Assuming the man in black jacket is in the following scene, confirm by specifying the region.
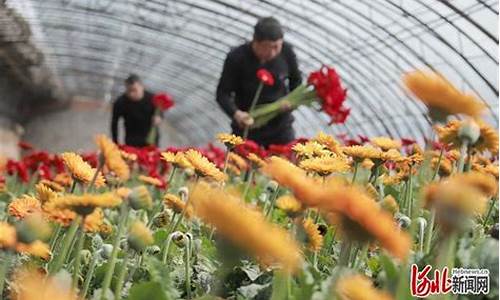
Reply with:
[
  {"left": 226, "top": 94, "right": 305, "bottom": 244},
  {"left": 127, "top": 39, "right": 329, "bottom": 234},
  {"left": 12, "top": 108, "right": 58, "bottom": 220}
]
[
  {"left": 111, "top": 74, "right": 161, "bottom": 147},
  {"left": 216, "top": 17, "right": 302, "bottom": 148}
]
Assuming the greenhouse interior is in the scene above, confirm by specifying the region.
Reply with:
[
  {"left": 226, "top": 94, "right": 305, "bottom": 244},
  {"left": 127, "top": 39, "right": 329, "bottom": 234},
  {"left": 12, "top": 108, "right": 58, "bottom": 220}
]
[{"left": 0, "top": 0, "right": 498, "bottom": 299}]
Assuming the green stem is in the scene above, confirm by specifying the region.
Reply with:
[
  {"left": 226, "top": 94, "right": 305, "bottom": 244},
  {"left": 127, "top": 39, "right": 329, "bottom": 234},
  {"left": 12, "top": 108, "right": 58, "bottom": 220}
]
[
  {"left": 338, "top": 240, "right": 352, "bottom": 267},
  {"left": 70, "top": 180, "right": 78, "bottom": 194},
  {"left": 483, "top": 198, "right": 495, "bottom": 227},
  {"left": 424, "top": 209, "right": 436, "bottom": 254},
  {"left": 50, "top": 216, "right": 81, "bottom": 274},
  {"left": 167, "top": 166, "right": 177, "bottom": 187},
  {"left": 407, "top": 166, "right": 413, "bottom": 218},
  {"left": 114, "top": 248, "right": 130, "bottom": 300},
  {"left": 243, "top": 83, "right": 264, "bottom": 139},
  {"left": 82, "top": 249, "right": 99, "bottom": 299},
  {"left": 464, "top": 145, "right": 473, "bottom": 172},
  {"left": 161, "top": 233, "right": 175, "bottom": 264},
  {"left": 242, "top": 168, "right": 254, "bottom": 201},
  {"left": 72, "top": 220, "right": 86, "bottom": 290},
  {"left": 0, "top": 252, "right": 12, "bottom": 300},
  {"left": 265, "top": 187, "right": 281, "bottom": 220},
  {"left": 185, "top": 236, "right": 192, "bottom": 300},
  {"left": 222, "top": 150, "right": 231, "bottom": 177},
  {"left": 351, "top": 161, "right": 359, "bottom": 184},
  {"left": 457, "top": 140, "right": 469, "bottom": 173},
  {"left": 49, "top": 223, "right": 62, "bottom": 252},
  {"left": 431, "top": 147, "right": 445, "bottom": 181},
  {"left": 101, "top": 203, "right": 129, "bottom": 300},
  {"left": 87, "top": 155, "right": 104, "bottom": 192}
]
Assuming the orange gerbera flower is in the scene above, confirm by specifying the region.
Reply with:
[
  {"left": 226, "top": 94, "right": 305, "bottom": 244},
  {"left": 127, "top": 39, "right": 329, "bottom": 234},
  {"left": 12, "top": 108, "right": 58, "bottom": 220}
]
[
  {"left": 8, "top": 196, "right": 42, "bottom": 219},
  {"left": 95, "top": 134, "right": 130, "bottom": 181}
]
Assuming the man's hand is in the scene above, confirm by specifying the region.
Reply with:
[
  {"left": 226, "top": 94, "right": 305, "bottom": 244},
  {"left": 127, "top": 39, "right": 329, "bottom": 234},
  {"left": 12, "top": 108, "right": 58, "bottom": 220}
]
[
  {"left": 279, "top": 100, "right": 292, "bottom": 112},
  {"left": 153, "top": 115, "right": 162, "bottom": 126},
  {"left": 233, "top": 110, "right": 254, "bottom": 129}
]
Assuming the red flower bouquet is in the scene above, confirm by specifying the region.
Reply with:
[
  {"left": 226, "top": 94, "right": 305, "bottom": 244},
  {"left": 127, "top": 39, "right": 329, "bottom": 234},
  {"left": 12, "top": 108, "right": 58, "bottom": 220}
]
[
  {"left": 146, "top": 92, "right": 175, "bottom": 145},
  {"left": 249, "top": 65, "right": 350, "bottom": 128}
]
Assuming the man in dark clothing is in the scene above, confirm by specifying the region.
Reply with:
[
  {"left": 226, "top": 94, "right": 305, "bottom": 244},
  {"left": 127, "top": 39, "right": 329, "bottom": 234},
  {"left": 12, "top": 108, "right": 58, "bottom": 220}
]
[
  {"left": 216, "top": 17, "right": 302, "bottom": 148},
  {"left": 111, "top": 74, "right": 161, "bottom": 147}
]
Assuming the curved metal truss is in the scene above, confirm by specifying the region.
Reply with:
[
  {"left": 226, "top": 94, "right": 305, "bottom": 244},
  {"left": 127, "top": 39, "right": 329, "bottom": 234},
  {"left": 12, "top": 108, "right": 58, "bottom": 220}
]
[{"left": 4, "top": 0, "right": 499, "bottom": 145}]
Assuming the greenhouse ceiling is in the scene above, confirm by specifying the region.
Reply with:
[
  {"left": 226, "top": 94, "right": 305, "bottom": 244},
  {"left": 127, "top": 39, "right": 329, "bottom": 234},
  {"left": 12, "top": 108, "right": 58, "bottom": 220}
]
[{"left": 3, "top": 0, "right": 499, "bottom": 145}]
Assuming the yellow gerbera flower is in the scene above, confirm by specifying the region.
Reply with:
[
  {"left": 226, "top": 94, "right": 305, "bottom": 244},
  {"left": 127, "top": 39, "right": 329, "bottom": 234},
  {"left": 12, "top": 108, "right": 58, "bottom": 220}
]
[
  {"left": 83, "top": 208, "right": 104, "bottom": 233},
  {"left": 228, "top": 152, "right": 248, "bottom": 171},
  {"left": 247, "top": 153, "right": 266, "bottom": 168},
  {"left": 313, "top": 131, "right": 344, "bottom": 156},
  {"left": 53, "top": 172, "right": 74, "bottom": 187},
  {"left": 302, "top": 218, "right": 323, "bottom": 252},
  {"left": 342, "top": 145, "right": 383, "bottom": 161},
  {"left": 403, "top": 70, "right": 485, "bottom": 118},
  {"left": 190, "top": 181, "right": 302, "bottom": 273},
  {"left": 424, "top": 181, "right": 487, "bottom": 231},
  {"left": 263, "top": 157, "right": 410, "bottom": 259},
  {"left": 127, "top": 221, "right": 154, "bottom": 252},
  {"left": 292, "top": 141, "right": 331, "bottom": 158},
  {"left": 0, "top": 222, "right": 17, "bottom": 249},
  {"left": 380, "top": 149, "right": 405, "bottom": 162},
  {"left": 473, "top": 163, "right": 499, "bottom": 180},
  {"left": 371, "top": 137, "right": 402, "bottom": 150},
  {"left": 437, "top": 120, "right": 499, "bottom": 154},
  {"left": 299, "top": 156, "right": 350, "bottom": 175},
  {"left": 11, "top": 269, "right": 80, "bottom": 300},
  {"left": 48, "top": 193, "right": 122, "bottom": 216},
  {"left": 381, "top": 195, "right": 399, "bottom": 215},
  {"left": 161, "top": 151, "right": 193, "bottom": 170},
  {"left": 95, "top": 134, "right": 130, "bottom": 182},
  {"left": 138, "top": 175, "right": 163, "bottom": 187},
  {"left": 164, "top": 193, "right": 193, "bottom": 217},
  {"left": 8, "top": 195, "right": 42, "bottom": 220},
  {"left": 60, "top": 152, "right": 105, "bottom": 187},
  {"left": 448, "top": 171, "right": 498, "bottom": 198},
  {"left": 35, "top": 183, "right": 57, "bottom": 203},
  {"left": 431, "top": 156, "right": 453, "bottom": 177},
  {"left": 16, "top": 240, "right": 51, "bottom": 260},
  {"left": 120, "top": 150, "right": 137, "bottom": 161},
  {"left": 185, "top": 149, "right": 227, "bottom": 182},
  {"left": 336, "top": 274, "right": 394, "bottom": 300},
  {"left": 217, "top": 133, "right": 244, "bottom": 147},
  {"left": 276, "top": 195, "right": 303, "bottom": 217},
  {"left": 39, "top": 179, "right": 65, "bottom": 192}
]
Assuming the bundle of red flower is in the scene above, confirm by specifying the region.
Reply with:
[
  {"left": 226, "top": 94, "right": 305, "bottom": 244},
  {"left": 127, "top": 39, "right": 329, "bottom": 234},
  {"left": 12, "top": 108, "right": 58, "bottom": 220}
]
[
  {"left": 249, "top": 65, "right": 350, "bottom": 128},
  {"left": 307, "top": 66, "right": 350, "bottom": 124},
  {"left": 146, "top": 92, "right": 175, "bottom": 145}
]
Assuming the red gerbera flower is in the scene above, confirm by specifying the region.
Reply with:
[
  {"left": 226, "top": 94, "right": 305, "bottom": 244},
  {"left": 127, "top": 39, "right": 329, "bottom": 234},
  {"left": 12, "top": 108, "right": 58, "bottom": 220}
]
[
  {"left": 152, "top": 93, "right": 175, "bottom": 111},
  {"left": 256, "top": 69, "right": 275, "bottom": 86}
]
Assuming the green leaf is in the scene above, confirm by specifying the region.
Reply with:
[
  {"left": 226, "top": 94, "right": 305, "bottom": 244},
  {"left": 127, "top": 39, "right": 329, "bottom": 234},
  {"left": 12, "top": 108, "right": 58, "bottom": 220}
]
[
  {"left": 153, "top": 229, "right": 168, "bottom": 245},
  {"left": 126, "top": 281, "right": 169, "bottom": 300}
]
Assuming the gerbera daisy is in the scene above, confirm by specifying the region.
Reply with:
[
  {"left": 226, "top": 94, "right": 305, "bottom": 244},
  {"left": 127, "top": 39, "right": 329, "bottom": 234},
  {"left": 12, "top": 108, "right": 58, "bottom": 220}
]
[
  {"left": 276, "top": 195, "right": 303, "bottom": 217},
  {"left": 313, "top": 131, "right": 344, "bottom": 156},
  {"left": 120, "top": 150, "right": 137, "bottom": 161},
  {"left": 60, "top": 152, "right": 105, "bottom": 187},
  {"left": 342, "top": 145, "right": 383, "bottom": 161},
  {"left": 301, "top": 218, "right": 323, "bottom": 252},
  {"left": 8, "top": 195, "right": 42, "bottom": 219},
  {"left": 53, "top": 172, "right": 73, "bottom": 187},
  {"left": 299, "top": 156, "right": 350, "bottom": 176},
  {"left": 16, "top": 240, "right": 51, "bottom": 260},
  {"left": 228, "top": 152, "right": 248, "bottom": 171},
  {"left": 447, "top": 171, "right": 498, "bottom": 198},
  {"left": 336, "top": 274, "right": 394, "bottom": 300},
  {"left": 403, "top": 70, "right": 485, "bottom": 118},
  {"left": 0, "top": 222, "right": 16, "bottom": 249},
  {"left": 371, "top": 137, "right": 402, "bottom": 150},
  {"left": 247, "top": 153, "right": 266, "bottom": 168},
  {"left": 190, "top": 181, "right": 302, "bottom": 273},
  {"left": 217, "top": 133, "right": 244, "bottom": 147},
  {"left": 127, "top": 221, "right": 154, "bottom": 252},
  {"left": 185, "top": 149, "right": 227, "bottom": 182},
  {"left": 138, "top": 175, "right": 163, "bottom": 187},
  {"left": 164, "top": 193, "right": 193, "bottom": 217},
  {"left": 39, "top": 179, "right": 65, "bottom": 192},
  {"left": 381, "top": 195, "right": 399, "bottom": 215},
  {"left": 35, "top": 183, "right": 57, "bottom": 203},
  {"left": 292, "top": 141, "right": 331, "bottom": 159},
  {"left": 47, "top": 193, "right": 121, "bottom": 216},
  {"left": 11, "top": 269, "right": 80, "bottom": 300},
  {"left": 437, "top": 120, "right": 499, "bottom": 154},
  {"left": 95, "top": 135, "right": 130, "bottom": 181},
  {"left": 473, "top": 163, "right": 499, "bottom": 180}
]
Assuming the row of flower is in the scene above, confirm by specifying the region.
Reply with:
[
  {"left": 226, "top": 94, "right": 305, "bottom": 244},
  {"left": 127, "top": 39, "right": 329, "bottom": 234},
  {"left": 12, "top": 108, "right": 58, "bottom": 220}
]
[{"left": 0, "top": 70, "right": 498, "bottom": 300}]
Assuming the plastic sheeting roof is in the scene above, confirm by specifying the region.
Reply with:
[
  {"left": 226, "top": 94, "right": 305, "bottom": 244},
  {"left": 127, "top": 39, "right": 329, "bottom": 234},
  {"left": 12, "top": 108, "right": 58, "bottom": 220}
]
[{"left": 5, "top": 0, "right": 499, "bottom": 145}]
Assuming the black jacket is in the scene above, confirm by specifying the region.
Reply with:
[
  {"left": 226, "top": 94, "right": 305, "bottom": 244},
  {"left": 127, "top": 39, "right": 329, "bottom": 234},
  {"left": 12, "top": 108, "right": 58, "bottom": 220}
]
[
  {"left": 111, "top": 91, "right": 159, "bottom": 147},
  {"left": 216, "top": 42, "right": 302, "bottom": 147}
]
